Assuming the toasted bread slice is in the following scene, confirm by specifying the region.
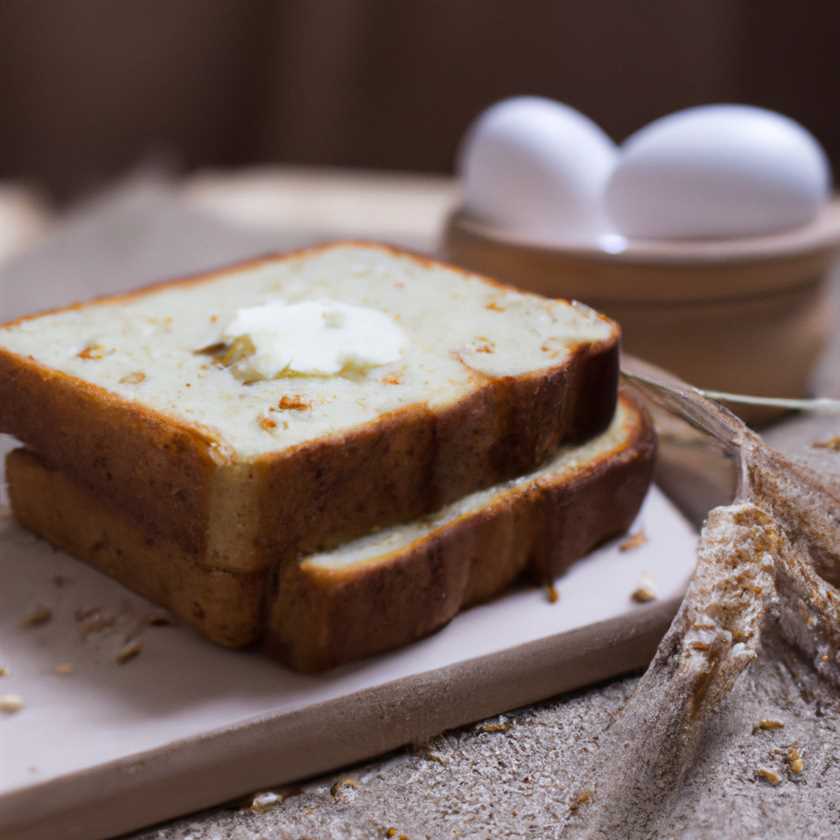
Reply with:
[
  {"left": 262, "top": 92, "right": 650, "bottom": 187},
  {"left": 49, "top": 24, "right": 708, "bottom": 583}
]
[
  {"left": 0, "top": 243, "right": 618, "bottom": 573},
  {"left": 6, "top": 394, "right": 654, "bottom": 666}
]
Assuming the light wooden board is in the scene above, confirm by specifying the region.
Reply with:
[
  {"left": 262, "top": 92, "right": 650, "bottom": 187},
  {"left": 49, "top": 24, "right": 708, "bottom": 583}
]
[{"left": 0, "top": 483, "right": 696, "bottom": 840}]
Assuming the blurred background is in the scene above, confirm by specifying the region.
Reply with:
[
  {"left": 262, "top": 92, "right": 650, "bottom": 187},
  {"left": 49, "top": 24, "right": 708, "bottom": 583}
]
[{"left": 1, "top": 0, "right": 839, "bottom": 202}]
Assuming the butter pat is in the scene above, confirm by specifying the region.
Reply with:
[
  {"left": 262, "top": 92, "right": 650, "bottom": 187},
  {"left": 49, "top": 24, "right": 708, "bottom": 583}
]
[{"left": 222, "top": 299, "right": 406, "bottom": 379}]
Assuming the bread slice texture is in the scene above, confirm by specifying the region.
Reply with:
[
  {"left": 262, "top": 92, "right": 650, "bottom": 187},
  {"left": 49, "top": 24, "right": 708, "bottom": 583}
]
[
  {"left": 5, "top": 394, "right": 654, "bottom": 664},
  {"left": 0, "top": 243, "right": 619, "bottom": 574},
  {"left": 267, "top": 393, "right": 656, "bottom": 671},
  {"left": 6, "top": 446, "right": 264, "bottom": 648}
]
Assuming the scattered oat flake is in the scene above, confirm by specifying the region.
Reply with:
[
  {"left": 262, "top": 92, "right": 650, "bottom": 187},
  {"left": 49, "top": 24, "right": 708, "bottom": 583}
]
[
  {"left": 330, "top": 777, "right": 360, "bottom": 797},
  {"left": 812, "top": 436, "right": 840, "bottom": 451},
  {"left": 0, "top": 694, "right": 24, "bottom": 714},
  {"left": 619, "top": 529, "right": 648, "bottom": 552},
  {"left": 80, "top": 611, "right": 115, "bottom": 639},
  {"left": 631, "top": 577, "right": 657, "bottom": 604},
  {"left": 119, "top": 371, "right": 146, "bottom": 385},
  {"left": 55, "top": 662, "right": 74, "bottom": 675},
  {"left": 569, "top": 789, "right": 593, "bottom": 812},
  {"left": 754, "top": 719, "right": 785, "bottom": 733},
  {"left": 115, "top": 640, "right": 143, "bottom": 665},
  {"left": 546, "top": 583, "right": 559, "bottom": 604},
  {"left": 277, "top": 395, "right": 310, "bottom": 411},
  {"left": 20, "top": 605, "right": 52, "bottom": 628},
  {"left": 787, "top": 745, "right": 804, "bottom": 774},
  {"left": 250, "top": 791, "right": 283, "bottom": 813},
  {"left": 756, "top": 767, "right": 781, "bottom": 785},
  {"left": 479, "top": 719, "right": 512, "bottom": 733}
]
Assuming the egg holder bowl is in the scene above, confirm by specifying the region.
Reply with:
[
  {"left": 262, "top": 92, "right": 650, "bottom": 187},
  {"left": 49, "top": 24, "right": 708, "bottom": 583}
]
[{"left": 442, "top": 200, "right": 840, "bottom": 426}]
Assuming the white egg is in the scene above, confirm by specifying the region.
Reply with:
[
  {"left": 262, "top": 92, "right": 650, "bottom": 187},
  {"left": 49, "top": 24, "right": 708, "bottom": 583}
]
[
  {"left": 458, "top": 97, "right": 617, "bottom": 245},
  {"left": 605, "top": 104, "right": 831, "bottom": 239}
]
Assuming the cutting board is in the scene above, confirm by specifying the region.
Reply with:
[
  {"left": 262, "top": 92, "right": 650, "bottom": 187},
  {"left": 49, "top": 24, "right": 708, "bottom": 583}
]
[{"left": 0, "top": 479, "right": 696, "bottom": 840}]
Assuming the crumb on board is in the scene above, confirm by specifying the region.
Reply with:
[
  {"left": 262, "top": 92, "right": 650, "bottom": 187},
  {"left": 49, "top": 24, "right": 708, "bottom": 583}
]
[
  {"left": 787, "top": 745, "right": 804, "bottom": 774},
  {"left": 631, "top": 575, "right": 657, "bottom": 604},
  {"left": 753, "top": 719, "right": 785, "bottom": 733},
  {"left": 546, "top": 583, "right": 559, "bottom": 604},
  {"left": 569, "top": 789, "right": 593, "bottom": 813},
  {"left": 485, "top": 300, "right": 505, "bottom": 312},
  {"left": 812, "top": 436, "right": 840, "bottom": 451},
  {"left": 479, "top": 718, "right": 512, "bottom": 734},
  {"left": 20, "top": 605, "right": 52, "bottom": 628},
  {"left": 473, "top": 337, "right": 495, "bottom": 354},
  {"left": 382, "top": 373, "right": 402, "bottom": 385},
  {"left": 115, "top": 640, "right": 143, "bottom": 665},
  {"left": 756, "top": 767, "right": 782, "bottom": 785},
  {"left": 54, "top": 662, "right": 74, "bottom": 675},
  {"left": 330, "top": 777, "right": 360, "bottom": 798},
  {"left": 277, "top": 395, "right": 311, "bottom": 411},
  {"left": 0, "top": 694, "right": 24, "bottom": 714},
  {"left": 258, "top": 416, "right": 277, "bottom": 431},
  {"left": 119, "top": 371, "right": 146, "bottom": 385},
  {"left": 619, "top": 529, "right": 648, "bottom": 552},
  {"left": 0, "top": 667, "right": 8, "bottom": 678}
]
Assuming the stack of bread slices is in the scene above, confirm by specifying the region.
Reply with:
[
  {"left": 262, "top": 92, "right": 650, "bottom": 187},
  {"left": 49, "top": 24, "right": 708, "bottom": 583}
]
[{"left": 0, "top": 243, "right": 655, "bottom": 671}]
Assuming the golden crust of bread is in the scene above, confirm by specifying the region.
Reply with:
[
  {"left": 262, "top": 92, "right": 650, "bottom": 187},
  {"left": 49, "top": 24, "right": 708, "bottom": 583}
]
[
  {"left": 6, "top": 448, "right": 263, "bottom": 647},
  {"left": 0, "top": 242, "right": 619, "bottom": 573},
  {"left": 4, "top": 394, "right": 654, "bottom": 668},
  {"left": 266, "top": 393, "right": 656, "bottom": 672}
]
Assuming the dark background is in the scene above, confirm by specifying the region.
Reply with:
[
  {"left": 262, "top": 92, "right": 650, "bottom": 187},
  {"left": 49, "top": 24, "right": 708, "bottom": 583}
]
[{"left": 1, "top": 0, "right": 838, "bottom": 201}]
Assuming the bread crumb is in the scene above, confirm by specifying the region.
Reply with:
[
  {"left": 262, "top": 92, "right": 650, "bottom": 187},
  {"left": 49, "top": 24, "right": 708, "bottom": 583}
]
[
  {"left": 258, "top": 416, "right": 277, "bottom": 431},
  {"left": 479, "top": 718, "right": 512, "bottom": 733},
  {"left": 210, "top": 314, "right": 219, "bottom": 323},
  {"left": 753, "top": 719, "right": 785, "bottom": 733},
  {"left": 330, "top": 777, "right": 360, "bottom": 798},
  {"left": 385, "top": 830, "right": 398, "bottom": 839},
  {"left": 485, "top": 300, "right": 505, "bottom": 312},
  {"left": 546, "top": 584, "right": 559, "bottom": 604},
  {"left": 115, "top": 640, "right": 142, "bottom": 665},
  {"left": 812, "top": 436, "right": 840, "bottom": 451},
  {"left": 631, "top": 575, "right": 657, "bottom": 603},
  {"left": 756, "top": 767, "right": 781, "bottom": 785},
  {"left": 78, "top": 342, "right": 111, "bottom": 360},
  {"left": 382, "top": 374, "right": 402, "bottom": 385},
  {"left": 20, "top": 605, "right": 52, "bottom": 628},
  {"left": 55, "top": 662, "right": 74, "bottom": 675},
  {"left": 119, "top": 371, "right": 146, "bottom": 385},
  {"left": 277, "top": 395, "right": 311, "bottom": 411},
  {"left": 473, "top": 337, "right": 495, "bottom": 354},
  {"left": 619, "top": 529, "right": 647, "bottom": 552},
  {"left": 0, "top": 694, "right": 24, "bottom": 714},
  {"left": 787, "top": 745, "right": 804, "bottom": 774},
  {"left": 0, "top": 667, "right": 8, "bottom": 677},
  {"left": 569, "top": 789, "right": 593, "bottom": 813}
]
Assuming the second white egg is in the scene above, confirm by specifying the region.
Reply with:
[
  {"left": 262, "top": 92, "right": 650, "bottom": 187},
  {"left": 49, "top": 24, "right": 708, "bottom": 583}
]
[{"left": 604, "top": 104, "right": 831, "bottom": 240}]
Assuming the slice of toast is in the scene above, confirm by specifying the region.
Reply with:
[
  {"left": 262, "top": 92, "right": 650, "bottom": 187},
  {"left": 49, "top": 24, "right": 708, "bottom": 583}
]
[
  {"left": 6, "top": 393, "right": 654, "bottom": 667},
  {"left": 0, "top": 243, "right": 619, "bottom": 574}
]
